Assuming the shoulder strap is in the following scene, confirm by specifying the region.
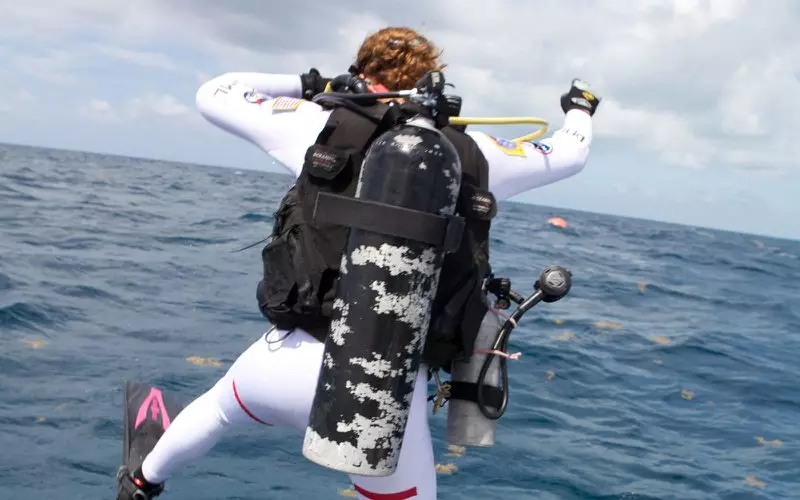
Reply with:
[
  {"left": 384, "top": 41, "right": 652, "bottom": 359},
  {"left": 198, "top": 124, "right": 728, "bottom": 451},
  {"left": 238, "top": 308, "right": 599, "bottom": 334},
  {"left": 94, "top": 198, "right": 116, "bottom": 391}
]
[
  {"left": 442, "top": 125, "right": 489, "bottom": 189},
  {"left": 442, "top": 126, "right": 496, "bottom": 221},
  {"left": 315, "top": 102, "right": 402, "bottom": 152}
]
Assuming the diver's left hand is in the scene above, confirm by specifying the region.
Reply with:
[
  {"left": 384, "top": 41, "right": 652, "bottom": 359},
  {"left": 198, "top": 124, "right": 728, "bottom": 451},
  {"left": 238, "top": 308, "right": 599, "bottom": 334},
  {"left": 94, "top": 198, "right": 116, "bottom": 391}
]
[{"left": 300, "top": 68, "right": 330, "bottom": 100}]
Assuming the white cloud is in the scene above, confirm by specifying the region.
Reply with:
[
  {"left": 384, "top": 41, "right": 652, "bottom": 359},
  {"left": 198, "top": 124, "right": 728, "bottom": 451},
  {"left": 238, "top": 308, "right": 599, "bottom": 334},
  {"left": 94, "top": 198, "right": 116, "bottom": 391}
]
[
  {"left": 595, "top": 99, "right": 717, "bottom": 169},
  {"left": 88, "top": 44, "right": 177, "bottom": 70},
  {"left": 17, "top": 88, "right": 35, "bottom": 103},
  {"left": 195, "top": 71, "right": 213, "bottom": 86},
  {"left": 125, "top": 93, "right": 190, "bottom": 119},
  {"left": 78, "top": 98, "right": 115, "bottom": 121},
  {"left": 0, "top": 87, "right": 37, "bottom": 115},
  {"left": 6, "top": 45, "right": 177, "bottom": 88},
  {"left": 88, "top": 99, "right": 112, "bottom": 113},
  {"left": 0, "top": 0, "right": 797, "bottom": 171},
  {"left": 10, "top": 50, "right": 81, "bottom": 85},
  {"left": 78, "top": 94, "right": 191, "bottom": 122}
]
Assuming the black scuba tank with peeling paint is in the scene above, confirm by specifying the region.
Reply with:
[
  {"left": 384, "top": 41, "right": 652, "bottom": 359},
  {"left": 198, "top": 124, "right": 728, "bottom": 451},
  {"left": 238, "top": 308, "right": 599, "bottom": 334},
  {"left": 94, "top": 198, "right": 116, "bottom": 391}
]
[{"left": 300, "top": 70, "right": 465, "bottom": 476}]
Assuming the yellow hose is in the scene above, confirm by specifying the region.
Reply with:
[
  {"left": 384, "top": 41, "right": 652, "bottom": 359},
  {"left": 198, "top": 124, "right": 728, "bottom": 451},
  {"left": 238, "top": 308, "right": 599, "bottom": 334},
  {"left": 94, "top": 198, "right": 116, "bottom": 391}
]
[
  {"left": 449, "top": 116, "right": 549, "bottom": 143},
  {"left": 321, "top": 82, "right": 549, "bottom": 143}
]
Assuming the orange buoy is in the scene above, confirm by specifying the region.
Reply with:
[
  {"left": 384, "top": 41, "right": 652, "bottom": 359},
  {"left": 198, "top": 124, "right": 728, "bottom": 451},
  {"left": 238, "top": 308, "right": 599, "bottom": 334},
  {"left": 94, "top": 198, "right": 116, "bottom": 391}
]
[{"left": 547, "top": 217, "right": 568, "bottom": 229}]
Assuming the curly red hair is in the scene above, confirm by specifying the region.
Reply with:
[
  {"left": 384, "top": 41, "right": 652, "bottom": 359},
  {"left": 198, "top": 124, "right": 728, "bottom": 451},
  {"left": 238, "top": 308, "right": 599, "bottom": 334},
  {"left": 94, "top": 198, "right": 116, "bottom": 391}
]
[{"left": 354, "top": 26, "right": 445, "bottom": 91}]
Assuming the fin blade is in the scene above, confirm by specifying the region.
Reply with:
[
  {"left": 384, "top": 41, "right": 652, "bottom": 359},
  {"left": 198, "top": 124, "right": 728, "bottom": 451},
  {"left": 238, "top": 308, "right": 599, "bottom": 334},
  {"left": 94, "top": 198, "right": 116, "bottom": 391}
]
[{"left": 122, "top": 381, "right": 184, "bottom": 471}]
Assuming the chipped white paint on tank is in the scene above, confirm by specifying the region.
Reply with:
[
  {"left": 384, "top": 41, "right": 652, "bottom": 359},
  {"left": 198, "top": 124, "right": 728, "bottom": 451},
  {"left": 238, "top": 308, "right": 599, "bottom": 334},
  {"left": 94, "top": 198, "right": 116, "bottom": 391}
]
[
  {"left": 350, "top": 244, "right": 438, "bottom": 277},
  {"left": 349, "top": 355, "right": 398, "bottom": 378},
  {"left": 342, "top": 380, "right": 408, "bottom": 464},
  {"left": 369, "top": 280, "right": 432, "bottom": 331},
  {"left": 303, "top": 430, "right": 368, "bottom": 474},
  {"left": 441, "top": 166, "right": 460, "bottom": 213},
  {"left": 323, "top": 352, "right": 335, "bottom": 369},
  {"left": 304, "top": 378, "right": 413, "bottom": 475},
  {"left": 393, "top": 134, "right": 423, "bottom": 152},
  {"left": 418, "top": 161, "right": 427, "bottom": 170},
  {"left": 330, "top": 298, "right": 351, "bottom": 346},
  {"left": 405, "top": 116, "right": 436, "bottom": 132}
]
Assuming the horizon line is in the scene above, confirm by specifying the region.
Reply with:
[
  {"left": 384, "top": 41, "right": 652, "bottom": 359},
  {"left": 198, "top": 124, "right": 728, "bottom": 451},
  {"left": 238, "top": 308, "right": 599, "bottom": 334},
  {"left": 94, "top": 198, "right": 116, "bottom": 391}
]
[{"left": 2, "top": 139, "right": 797, "bottom": 244}]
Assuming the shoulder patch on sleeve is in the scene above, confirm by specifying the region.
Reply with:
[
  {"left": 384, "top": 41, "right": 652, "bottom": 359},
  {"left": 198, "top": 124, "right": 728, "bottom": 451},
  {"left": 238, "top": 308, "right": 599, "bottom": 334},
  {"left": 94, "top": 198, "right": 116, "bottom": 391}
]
[
  {"left": 270, "top": 96, "right": 304, "bottom": 113},
  {"left": 487, "top": 135, "right": 526, "bottom": 157},
  {"left": 243, "top": 90, "right": 271, "bottom": 104},
  {"left": 528, "top": 141, "right": 553, "bottom": 155}
]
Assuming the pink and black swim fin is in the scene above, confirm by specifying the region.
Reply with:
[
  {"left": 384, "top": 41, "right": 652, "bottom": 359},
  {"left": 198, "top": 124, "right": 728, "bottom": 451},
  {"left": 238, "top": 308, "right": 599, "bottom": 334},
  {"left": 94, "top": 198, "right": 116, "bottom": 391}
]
[{"left": 116, "top": 381, "right": 184, "bottom": 500}]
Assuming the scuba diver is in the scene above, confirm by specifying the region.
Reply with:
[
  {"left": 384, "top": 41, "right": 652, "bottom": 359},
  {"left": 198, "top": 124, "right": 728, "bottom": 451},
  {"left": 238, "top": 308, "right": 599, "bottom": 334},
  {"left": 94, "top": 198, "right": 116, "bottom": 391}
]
[{"left": 116, "top": 26, "right": 600, "bottom": 500}]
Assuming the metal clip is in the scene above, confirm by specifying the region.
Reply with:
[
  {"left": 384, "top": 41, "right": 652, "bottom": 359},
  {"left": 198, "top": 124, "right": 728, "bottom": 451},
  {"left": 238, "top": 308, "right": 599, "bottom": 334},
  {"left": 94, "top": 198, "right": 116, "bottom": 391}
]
[{"left": 431, "top": 371, "right": 451, "bottom": 415}]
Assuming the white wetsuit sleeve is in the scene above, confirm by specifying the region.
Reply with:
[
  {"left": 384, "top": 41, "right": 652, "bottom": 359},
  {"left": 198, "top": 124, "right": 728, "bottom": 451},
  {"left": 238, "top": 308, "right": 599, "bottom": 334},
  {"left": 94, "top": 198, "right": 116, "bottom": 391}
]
[
  {"left": 206, "top": 72, "right": 306, "bottom": 98},
  {"left": 469, "top": 109, "right": 593, "bottom": 201},
  {"left": 195, "top": 73, "right": 332, "bottom": 178}
]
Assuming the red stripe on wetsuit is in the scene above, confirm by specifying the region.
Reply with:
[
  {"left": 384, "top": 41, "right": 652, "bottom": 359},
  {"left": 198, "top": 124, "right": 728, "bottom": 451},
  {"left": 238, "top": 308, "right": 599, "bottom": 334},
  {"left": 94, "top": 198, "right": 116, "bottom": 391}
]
[
  {"left": 232, "top": 380, "right": 272, "bottom": 426},
  {"left": 354, "top": 484, "right": 418, "bottom": 499}
]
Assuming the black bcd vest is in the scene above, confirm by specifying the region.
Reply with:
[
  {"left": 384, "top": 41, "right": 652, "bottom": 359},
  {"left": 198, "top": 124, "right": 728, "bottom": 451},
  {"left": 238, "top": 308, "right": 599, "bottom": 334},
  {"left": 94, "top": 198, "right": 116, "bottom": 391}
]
[{"left": 256, "top": 100, "right": 497, "bottom": 371}]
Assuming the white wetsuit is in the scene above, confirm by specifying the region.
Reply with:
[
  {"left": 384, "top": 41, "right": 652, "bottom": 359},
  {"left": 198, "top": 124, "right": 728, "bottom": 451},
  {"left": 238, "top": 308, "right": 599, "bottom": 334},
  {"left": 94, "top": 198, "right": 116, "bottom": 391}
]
[{"left": 140, "top": 72, "right": 594, "bottom": 500}]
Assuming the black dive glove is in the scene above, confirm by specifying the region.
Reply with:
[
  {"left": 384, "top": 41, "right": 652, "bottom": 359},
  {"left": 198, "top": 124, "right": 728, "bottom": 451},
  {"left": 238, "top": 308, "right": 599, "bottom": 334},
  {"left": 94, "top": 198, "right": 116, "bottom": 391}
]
[
  {"left": 300, "top": 68, "right": 331, "bottom": 100},
  {"left": 560, "top": 79, "right": 601, "bottom": 116}
]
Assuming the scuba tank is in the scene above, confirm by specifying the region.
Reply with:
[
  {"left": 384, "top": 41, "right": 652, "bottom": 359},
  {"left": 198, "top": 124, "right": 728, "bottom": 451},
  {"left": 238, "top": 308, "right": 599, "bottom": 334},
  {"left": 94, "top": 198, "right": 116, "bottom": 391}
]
[{"left": 300, "top": 70, "right": 466, "bottom": 476}]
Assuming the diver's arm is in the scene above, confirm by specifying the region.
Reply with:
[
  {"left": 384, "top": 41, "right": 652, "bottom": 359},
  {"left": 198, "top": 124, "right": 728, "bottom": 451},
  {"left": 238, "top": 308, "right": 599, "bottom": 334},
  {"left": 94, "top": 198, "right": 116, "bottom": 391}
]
[
  {"left": 471, "top": 109, "right": 593, "bottom": 202},
  {"left": 203, "top": 72, "right": 305, "bottom": 98},
  {"left": 195, "top": 73, "right": 331, "bottom": 177}
]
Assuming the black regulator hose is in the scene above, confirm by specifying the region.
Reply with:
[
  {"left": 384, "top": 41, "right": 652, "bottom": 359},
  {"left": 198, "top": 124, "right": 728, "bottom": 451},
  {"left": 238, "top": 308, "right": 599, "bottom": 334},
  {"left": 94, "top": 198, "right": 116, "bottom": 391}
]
[{"left": 476, "top": 266, "right": 573, "bottom": 419}]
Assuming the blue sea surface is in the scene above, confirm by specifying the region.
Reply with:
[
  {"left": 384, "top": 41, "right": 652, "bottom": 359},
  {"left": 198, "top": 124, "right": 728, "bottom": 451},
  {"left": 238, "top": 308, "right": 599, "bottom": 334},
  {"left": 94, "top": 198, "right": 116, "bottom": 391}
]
[{"left": 1, "top": 142, "right": 798, "bottom": 499}]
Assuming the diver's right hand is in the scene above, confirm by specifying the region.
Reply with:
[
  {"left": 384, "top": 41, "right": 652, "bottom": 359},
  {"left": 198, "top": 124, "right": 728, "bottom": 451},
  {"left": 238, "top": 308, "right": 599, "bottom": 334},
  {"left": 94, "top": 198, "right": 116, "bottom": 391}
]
[{"left": 560, "top": 79, "right": 601, "bottom": 116}]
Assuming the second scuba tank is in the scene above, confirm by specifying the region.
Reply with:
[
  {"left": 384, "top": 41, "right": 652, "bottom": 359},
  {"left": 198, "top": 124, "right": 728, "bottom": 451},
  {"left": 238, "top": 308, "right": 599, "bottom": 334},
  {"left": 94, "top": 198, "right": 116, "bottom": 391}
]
[{"left": 446, "top": 308, "right": 504, "bottom": 447}]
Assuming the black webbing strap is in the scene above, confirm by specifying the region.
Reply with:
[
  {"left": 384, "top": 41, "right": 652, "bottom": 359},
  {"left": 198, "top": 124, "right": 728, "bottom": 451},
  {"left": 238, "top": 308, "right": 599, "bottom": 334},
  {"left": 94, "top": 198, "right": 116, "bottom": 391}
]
[
  {"left": 447, "top": 381, "right": 503, "bottom": 410},
  {"left": 312, "top": 192, "right": 465, "bottom": 253}
]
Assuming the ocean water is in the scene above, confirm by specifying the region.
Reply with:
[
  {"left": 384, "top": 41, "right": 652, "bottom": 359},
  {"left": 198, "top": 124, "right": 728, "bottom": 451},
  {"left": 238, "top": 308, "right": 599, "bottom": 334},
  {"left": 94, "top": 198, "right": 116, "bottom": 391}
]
[{"left": 1, "top": 141, "right": 798, "bottom": 500}]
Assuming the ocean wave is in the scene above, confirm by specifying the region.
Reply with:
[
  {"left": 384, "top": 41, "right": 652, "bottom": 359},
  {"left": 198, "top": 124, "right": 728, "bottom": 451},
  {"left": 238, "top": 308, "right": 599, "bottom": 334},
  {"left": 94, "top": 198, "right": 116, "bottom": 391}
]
[{"left": 1, "top": 144, "right": 798, "bottom": 499}]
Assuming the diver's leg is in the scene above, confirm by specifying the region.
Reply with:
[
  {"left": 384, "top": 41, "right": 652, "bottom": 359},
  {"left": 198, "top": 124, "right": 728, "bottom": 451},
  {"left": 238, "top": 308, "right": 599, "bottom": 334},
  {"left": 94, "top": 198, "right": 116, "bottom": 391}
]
[
  {"left": 217, "top": 326, "right": 325, "bottom": 431},
  {"left": 217, "top": 329, "right": 437, "bottom": 497},
  {"left": 348, "top": 367, "right": 436, "bottom": 500},
  {"left": 139, "top": 327, "right": 325, "bottom": 485},
  {"left": 137, "top": 376, "right": 243, "bottom": 484}
]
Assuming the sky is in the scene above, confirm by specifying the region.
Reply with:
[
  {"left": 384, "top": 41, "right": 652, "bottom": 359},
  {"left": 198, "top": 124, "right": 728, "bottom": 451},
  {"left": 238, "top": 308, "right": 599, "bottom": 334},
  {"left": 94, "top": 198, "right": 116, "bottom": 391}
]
[{"left": 0, "top": 0, "right": 798, "bottom": 240}]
